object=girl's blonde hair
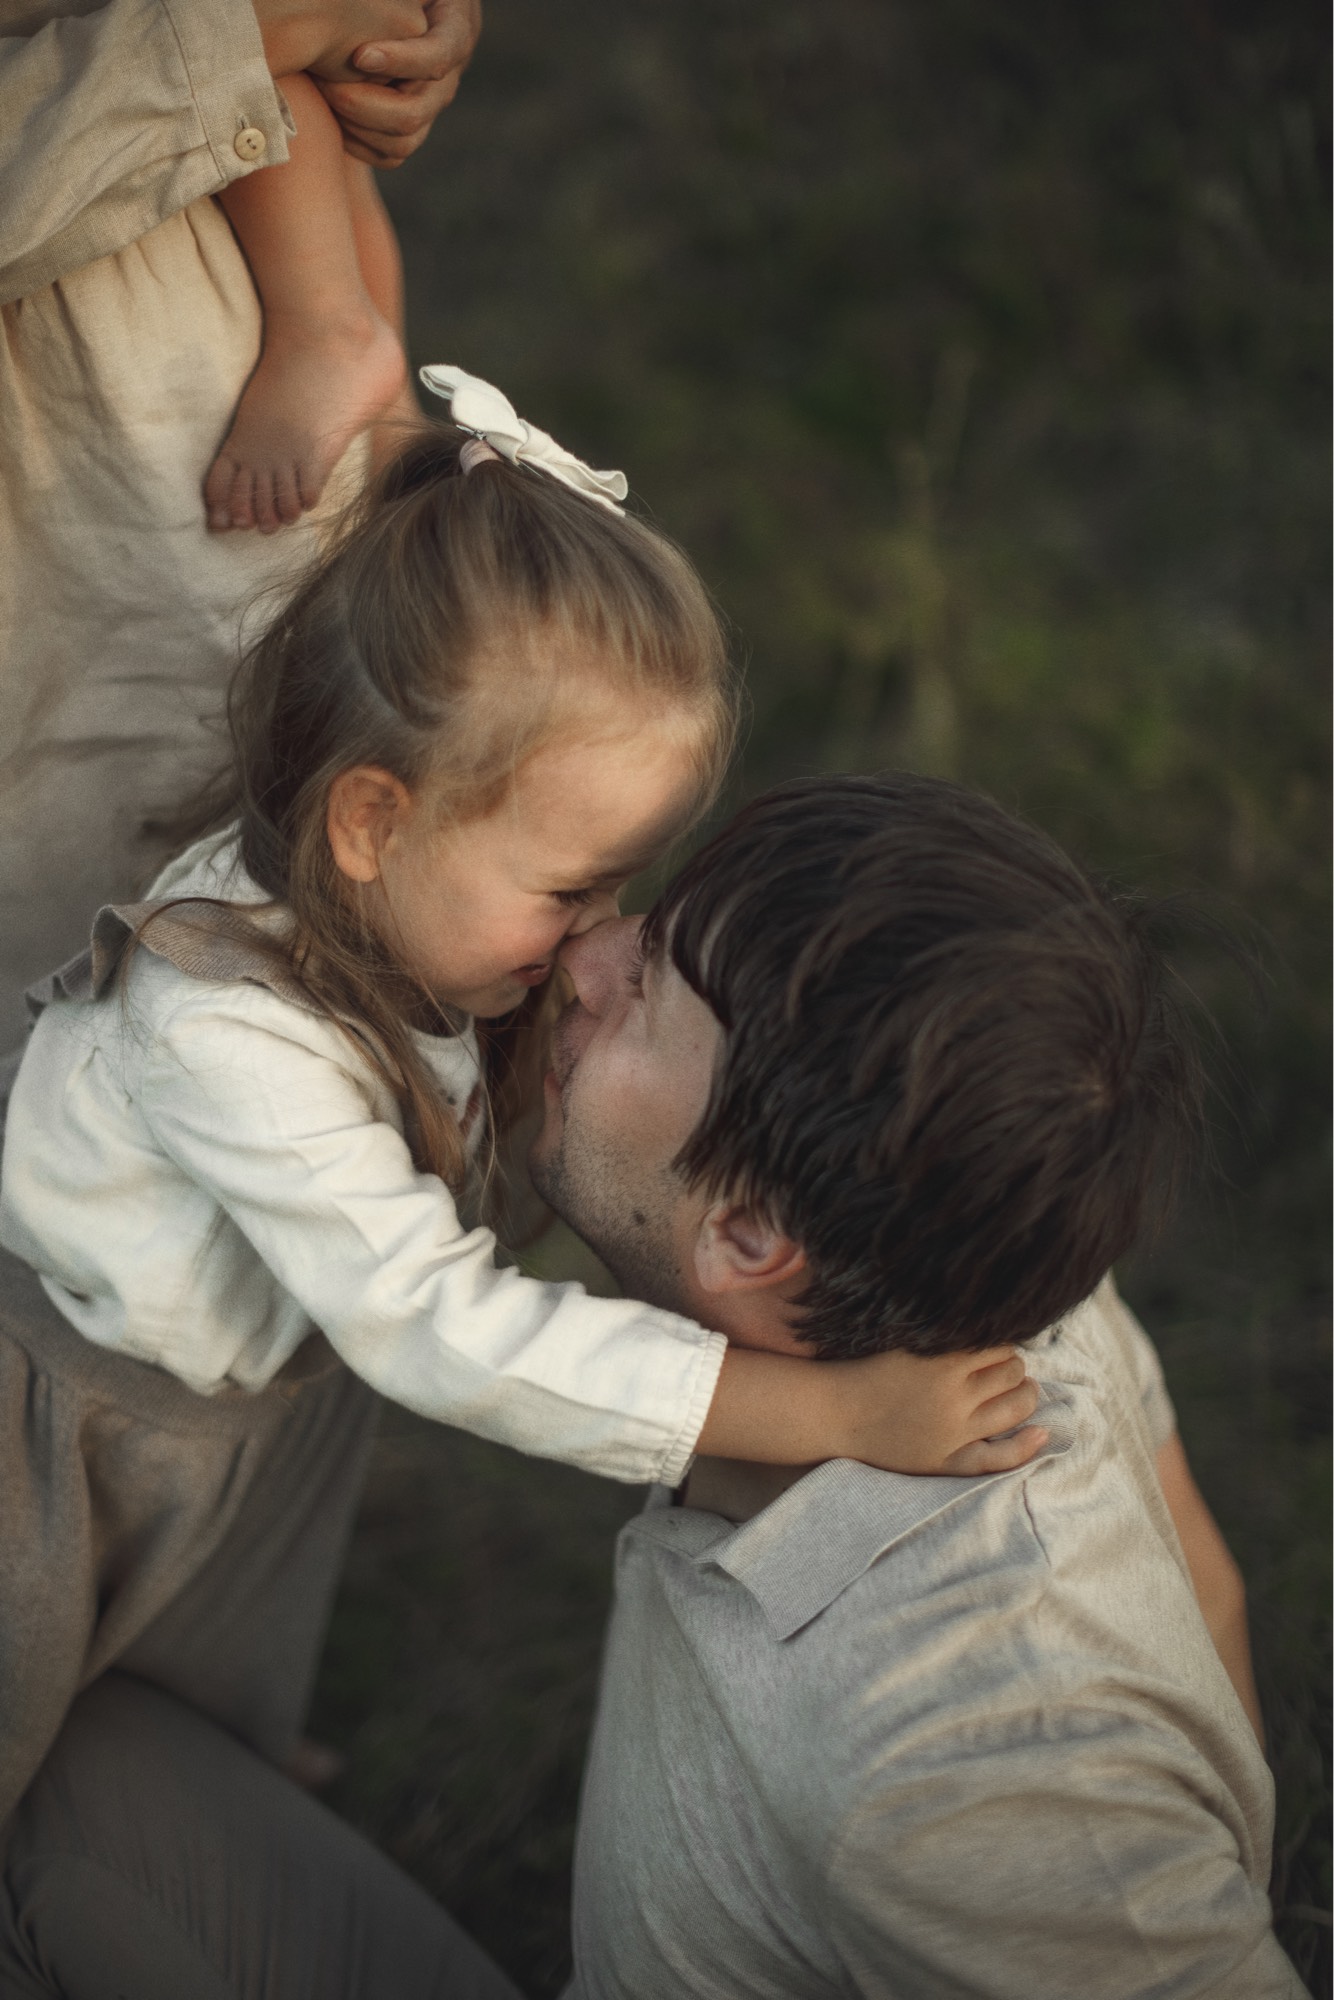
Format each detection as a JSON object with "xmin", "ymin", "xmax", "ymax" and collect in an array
[{"xmin": 172, "ymin": 425, "xmax": 737, "ymax": 1194}]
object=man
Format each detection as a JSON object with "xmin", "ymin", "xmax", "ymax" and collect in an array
[
  {"xmin": 530, "ymin": 773, "xmax": 1297, "ymax": 1998},
  {"xmin": 0, "ymin": 774, "xmax": 1298, "ymax": 1998}
]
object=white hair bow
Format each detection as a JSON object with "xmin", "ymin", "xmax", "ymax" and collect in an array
[{"xmin": 418, "ymin": 364, "xmax": 629, "ymax": 517}]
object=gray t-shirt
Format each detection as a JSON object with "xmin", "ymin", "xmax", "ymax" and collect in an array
[{"xmin": 567, "ymin": 1282, "xmax": 1301, "ymax": 1999}]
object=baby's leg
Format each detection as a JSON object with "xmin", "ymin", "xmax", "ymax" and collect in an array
[
  {"xmin": 343, "ymin": 159, "xmax": 428, "ymax": 473},
  {"xmin": 208, "ymin": 73, "xmax": 406, "ymax": 533}
]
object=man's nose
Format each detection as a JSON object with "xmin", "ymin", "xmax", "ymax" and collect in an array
[
  {"xmin": 563, "ymin": 887, "xmax": 621, "ymax": 937},
  {"xmin": 557, "ymin": 915, "xmax": 643, "ymax": 1015}
]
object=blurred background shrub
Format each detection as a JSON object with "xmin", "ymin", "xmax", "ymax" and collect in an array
[{"xmin": 313, "ymin": 2, "xmax": 1331, "ymax": 1992}]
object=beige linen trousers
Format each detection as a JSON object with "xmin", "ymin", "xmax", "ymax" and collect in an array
[{"xmin": 0, "ymin": 899, "xmax": 395, "ymax": 1825}]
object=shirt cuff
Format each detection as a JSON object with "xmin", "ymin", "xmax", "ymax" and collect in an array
[
  {"xmin": 161, "ymin": 0, "xmax": 290, "ymax": 185},
  {"xmin": 656, "ymin": 1328, "xmax": 728, "ymax": 1489}
]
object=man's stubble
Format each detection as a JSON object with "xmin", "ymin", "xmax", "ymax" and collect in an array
[{"xmin": 530, "ymin": 1110, "xmax": 694, "ymax": 1322}]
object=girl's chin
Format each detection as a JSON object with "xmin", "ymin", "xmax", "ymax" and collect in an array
[
  {"xmin": 422, "ymin": 961, "xmax": 552, "ymax": 1019},
  {"xmin": 467, "ymin": 975, "xmax": 546, "ymax": 1020}
]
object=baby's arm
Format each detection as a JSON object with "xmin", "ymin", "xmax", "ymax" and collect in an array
[
  {"xmin": 343, "ymin": 157, "xmax": 427, "ymax": 468},
  {"xmin": 209, "ymin": 71, "xmax": 406, "ymax": 533}
]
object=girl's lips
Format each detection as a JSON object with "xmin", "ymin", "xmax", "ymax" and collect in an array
[{"xmin": 513, "ymin": 963, "xmax": 552, "ymax": 988}]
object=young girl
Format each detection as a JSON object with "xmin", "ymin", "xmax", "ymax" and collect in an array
[
  {"xmin": 205, "ymin": 69, "xmax": 417, "ymax": 536},
  {"xmin": 0, "ymin": 373, "xmax": 1040, "ymax": 1820}
]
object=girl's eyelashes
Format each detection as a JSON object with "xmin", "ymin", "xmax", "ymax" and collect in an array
[
  {"xmin": 552, "ymin": 886, "xmax": 596, "ymax": 908},
  {"xmin": 625, "ymin": 935, "xmax": 648, "ymax": 992}
]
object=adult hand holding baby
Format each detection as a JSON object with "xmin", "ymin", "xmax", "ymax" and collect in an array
[
  {"xmin": 331, "ymin": 0, "xmax": 481, "ymax": 167},
  {"xmin": 249, "ymin": 0, "xmax": 481, "ymax": 163},
  {"xmin": 250, "ymin": 0, "xmax": 420, "ymax": 79}
]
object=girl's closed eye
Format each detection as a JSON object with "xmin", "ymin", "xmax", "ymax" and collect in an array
[{"xmin": 552, "ymin": 886, "xmax": 598, "ymax": 909}]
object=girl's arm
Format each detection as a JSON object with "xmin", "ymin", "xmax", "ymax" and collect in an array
[
  {"xmin": 699, "ymin": 1343, "xmax": 1043, "ymax": 1477},
  {"xmin": 135, "ymin": 985, "xmax": 1038, "ymax": 1484}
]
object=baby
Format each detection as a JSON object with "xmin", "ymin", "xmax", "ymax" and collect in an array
[{"xmin": 205, "ymin": 66, "xmax": 423, "ymax": 534}]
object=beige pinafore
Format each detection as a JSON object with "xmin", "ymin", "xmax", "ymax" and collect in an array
[{"xmin": 0, "ymin": 900, "xmax": 385, "ymax": 1825}]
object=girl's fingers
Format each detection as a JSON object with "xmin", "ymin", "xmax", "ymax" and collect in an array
[
  {"xmin": 970, "ymin": 1378, "xmax": 1040, "ymax": 1439},
  {"xmin": 944, "ymin": 1425, "xmax": 1049, "ymax": 1478},
  {"xmin": 965, "ymin": 1349, "xmax": 1026, "ymax": 1393}
]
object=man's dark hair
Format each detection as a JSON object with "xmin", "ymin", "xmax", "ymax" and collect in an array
[{"xmin": 640, "ymin": 773, "xmax": 1203, "ymax": 1358}]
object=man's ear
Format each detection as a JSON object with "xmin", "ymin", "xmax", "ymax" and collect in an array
[
  {"xmin": 692, "ymin": 1201, "xmax": 807, "ymax": 1298},
  {"xmin": 327, "ymin": 767, "xmax": 412, "ymax": 885}
]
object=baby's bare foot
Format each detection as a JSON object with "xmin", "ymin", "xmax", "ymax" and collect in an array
[
  {"xmin": 205, "ymin": 308, "xmax": 405, "ymax": 534},
  {"xmin": 368, "ymin": 379, "xmax": 429, "ymax": 479}
]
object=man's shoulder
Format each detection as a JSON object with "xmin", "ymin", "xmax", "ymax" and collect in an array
[
  {"xmin": 619, "ymin": 1357, "xmax": 1222, "ymax": 1796},
  {"xmin": 588, "ymin": 1348, "xmax": 1286, "ymax": 2000}
]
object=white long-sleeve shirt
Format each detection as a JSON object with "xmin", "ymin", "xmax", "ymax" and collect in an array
[{"xmin": 0, "ymin": 832, "xmax": 726, "ymax": 1485}]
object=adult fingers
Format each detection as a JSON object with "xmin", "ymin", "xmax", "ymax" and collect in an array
[
  {"xmin": 328, "ymin": 125, "xmax": 424, "ymax": 168},
  {"xmin": 322, "ymin": 75, "xmax": 454, "ymax": 137},
  {"xmin": 352, "ymin": 0, "xmax": 480, "ymax": 83},
  {"xmin": 318, "ymin": 77, "xmax": 456, "ymax": 163}
]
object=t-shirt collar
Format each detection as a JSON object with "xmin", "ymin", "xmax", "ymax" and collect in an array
[{"xmin": 634, "ymin": 1378, "xmax": 1076, "ymax": 1640}]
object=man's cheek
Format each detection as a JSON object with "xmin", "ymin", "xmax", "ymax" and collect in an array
[
  {"xmin": 568, "ymin": 1056, "xmax": 644, "ymax": 1153},
  {"xmin": 549, "ymin": 1005, "xmax": 593, "ymax": 1084},
  {"xmin": 528, "ymin": 1086, "xmax": 561, "ymax": 1172}
]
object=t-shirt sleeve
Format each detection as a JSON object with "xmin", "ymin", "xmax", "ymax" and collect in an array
[
  {"xmin": 0, "ymin": 0, "xmax": 290, "ymax": 303},
  {"xmin": 1092, "ymin": 1271, "xmax": 1178, "ymax": 1452},
  {"xmin": 828, "ymin": 1710, "xmax": 1303, "ymax": 2000},
  {"xmin": 138, "ymin": 986, "xmax": 725, "ymax": 1486}
]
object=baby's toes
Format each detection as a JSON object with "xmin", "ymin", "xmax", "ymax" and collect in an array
[
  {"xmin": 252, "ymin": 470, "xmax": 281, "ymax": 535},
  {"xmin": 272, "ymin": 464, "xmax": 303, "ymax": 526},
  {"xmin": 296, "ymin": 453, "xmax": 327, "ymax": 514},
  {"xmin": 228, "ymin": 466, "xmax": 257, "ymax": 533},
  {"xmin": 204, "ymin": 454, "xmax": 238, "ymax": 532}
]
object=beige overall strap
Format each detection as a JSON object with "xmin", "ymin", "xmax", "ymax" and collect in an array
[
  {"xmin": 22, "ymin": 897, "xmax": 486, "ymax": 1184},
  {"xmin": 25, "ymin": 899, "xmax": 318, "ymax": 1021}
]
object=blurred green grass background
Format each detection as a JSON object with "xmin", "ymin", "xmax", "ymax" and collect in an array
[{"xmin": 311, "ymin": 3, "xmax": 1331, "ymax": 1992}]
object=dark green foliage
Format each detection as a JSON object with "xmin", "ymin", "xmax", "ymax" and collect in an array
[{"xmin": 314, "ymin": 2, "xmax": 1330, "ymax": 1991}]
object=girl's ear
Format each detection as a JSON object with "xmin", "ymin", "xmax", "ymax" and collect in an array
[
  {"xmin": 327, "ymin": 767, "xmax": 412, "ymax": 884},
  {"xmin": 693, "ymin": 1201, "xmax": 807, "ymax": 1298}
]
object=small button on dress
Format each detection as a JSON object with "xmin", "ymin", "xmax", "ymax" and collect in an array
[{"xmin": 233, "ymin": 127, "xmax": 268, "ymax": 162}]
